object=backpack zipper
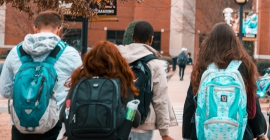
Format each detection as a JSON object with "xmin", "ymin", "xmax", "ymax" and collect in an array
[
  {"xmin": 72, "ymin": 114, "xmax": 76, "ymax": 123},
  {"xmin": 35, "ymin": 76, "xmax": 45, "ymax": 106},
  {"xmin": 205, "ymin": 120, "xmax": 239, "ymax": 127},
  {"xmin": 214, "ymin": 87, "xmax": 235, "ymax": 93}
]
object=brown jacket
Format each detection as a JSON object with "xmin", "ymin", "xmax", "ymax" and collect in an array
[{"xmin": 117, "ymin": 43, "xmax": 178, "ymax": 136}]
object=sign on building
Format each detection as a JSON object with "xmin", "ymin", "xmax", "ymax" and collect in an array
[{"xmin": 59, "ymin": 0, "xmax": 118, "ymax": 22}]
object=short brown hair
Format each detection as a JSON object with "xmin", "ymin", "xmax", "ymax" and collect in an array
[{"xmin": 34, "ymin": 11, "xmax": 61, "ymax": 30}]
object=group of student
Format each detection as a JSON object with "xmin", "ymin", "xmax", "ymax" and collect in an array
[
  {"xmin": 0, "ymin": 11, "xmax": 177, "ymax": 140},
  {"xmin": 0, "ymin": 10, "xmax": 268, "ymax": 140}
]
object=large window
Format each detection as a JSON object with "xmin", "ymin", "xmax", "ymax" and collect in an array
[
  {"xmin": 152, "ymin": 32, "xmax": 161, "ymax": 51},
  {"xmin": 62, "ymin": 28, "xmax": 82, "ymax": 51},
  {"xmin": 107, "ymin": 30, "xmax": 125, "ymax": 45}
]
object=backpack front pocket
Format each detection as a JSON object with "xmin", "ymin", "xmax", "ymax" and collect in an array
[
  {"xmin": 204, "ymin": 117, "xmax": 239, "ymax": 140},
  {"xmin": 71, "ymin": 103, "xmax": 114, "ymax": 137}
]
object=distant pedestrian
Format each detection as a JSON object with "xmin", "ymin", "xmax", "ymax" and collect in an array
[
  {"xmin": 182, "ymin": 23, "xmax": 266, "ymax": 140},
  {"xmin": 118, "ymin": 21, "xmax": 178, "ymax": 140},
  {"xmin": 172, "ymin": 55, "xmax": 177, "ymax": 71},
  {"xmin": 187, "ymin": 52, "xmax": 193, "ymax": 65},
  {"xmin": 0, "ymin": 11, "xmax": 82, "ymax": 140},
  {"xmin": 177, "ymin": 47, "xmax": 188, "ymax": 81}
]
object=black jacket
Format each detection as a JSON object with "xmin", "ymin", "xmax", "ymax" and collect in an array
[{"xmin": 182, "ymin": 63, "xmax": 267, "ymax": 140}]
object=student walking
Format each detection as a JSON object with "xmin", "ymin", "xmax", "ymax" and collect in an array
[
  {"xmin": 182, "ymin": 23, "xmax": 266, "ymax": 140},
  {"xmin": 177, "ymin": 48, "xmax": 188, "ymax": 81},
  {"xmin": 0, "ymin": 11, "xmax": 82, "ymax": 140},
  {"xmin": 118, "ymin": 21, "xmax": 178, "ymax": 140},
  {"xmin": 60, "ymin": 41, "xmax": 141, "ymax": 140}
]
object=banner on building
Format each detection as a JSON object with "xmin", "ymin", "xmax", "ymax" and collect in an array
[{"xmin": 224, "ymin": 9, "xmax": 258, "ymax": 39}]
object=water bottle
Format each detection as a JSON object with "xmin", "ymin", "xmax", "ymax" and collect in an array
[
  {"xmin": 126, "ymin": 99, "xmax": 140, "ymax": 121},
  {"xmin": 118, "ymin": 99, "xmax": 140, "ymax": 140}
]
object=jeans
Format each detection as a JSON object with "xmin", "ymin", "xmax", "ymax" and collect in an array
[
  {"xmin": 12, "ymin": 121, "xmax": 62, "ymax": 140},
  {"xmin": 129, "ymin": 130, "xmax": 154, "ymax": 140},
  {"xmin": 178, "ymin": 64, "xmax": 186, "ymax": 79}
]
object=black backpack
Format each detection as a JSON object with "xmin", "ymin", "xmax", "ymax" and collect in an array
[
  {"xmin": 64, "ymin": 77, "xmax": 127, "ymax": 140},
  {"xmin": 130, "ymin": 54, "xmax": 156, "ymax": 124},
  {"xmin": 177, "ymin": 53, "xmax": 187, "ymax": 65}
]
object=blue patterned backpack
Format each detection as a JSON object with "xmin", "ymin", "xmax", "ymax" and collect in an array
[{"xmin": 195, "ymin": 60, "xmax": 247, "ymax": 140}]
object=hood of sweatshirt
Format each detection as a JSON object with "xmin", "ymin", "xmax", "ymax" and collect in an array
[
  {"xmin": 117, "ymin": 43, "xmax": 162, "ymax": 63},
  {"xmin": 22, "ymin": 32, "xmax": 60, "ymax": 57}
]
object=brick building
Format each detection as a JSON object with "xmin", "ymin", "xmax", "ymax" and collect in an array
[
  {"xmin": 194, "ymin": 0, "xmax": 270, "ymax": 61},
  {"xmin": 0, "ymin": 1, "xmax": 172, "ymax": 56},
  {"xmin": 255, "ymin": 0, "xmax": 270, "ymax": 59}
]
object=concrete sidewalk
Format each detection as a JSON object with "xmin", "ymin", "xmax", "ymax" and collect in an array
[{"xmin": 153, "ymin": 65, "xmax": 193, "ymax": 140}]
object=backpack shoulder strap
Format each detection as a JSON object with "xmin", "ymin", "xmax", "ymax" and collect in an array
[
  {"xmin": 16, "ymin": 42, "xmax": 33, "ymax": 63},
  {"xmin": 207, "ymin": 62, "xmax": 218, "ymax": 71},
  {"xmin": 226, "ymin": 60, "xmax": 242, "ymax": 71},
  {"xmin": 140, "ymin": 54, "xmax": 156, "ymax": 63},
  {"xmin": 45, "ymin": 40, "xmax": 68, "ymax": 65}
]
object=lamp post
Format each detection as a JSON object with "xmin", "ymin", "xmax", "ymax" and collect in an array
[{"xmin": 234, "ymin": 0, "xmax": 249, "ymax": 41}]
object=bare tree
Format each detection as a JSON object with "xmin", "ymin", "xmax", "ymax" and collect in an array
[
  {"xmin": 0, "ymin": 4, "xmax": 78, "ymax": 41},
  {"xmin": 173, "ymin": 0, "xmax": 254, "ymax": 35}
]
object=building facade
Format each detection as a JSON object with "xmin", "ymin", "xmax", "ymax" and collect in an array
[
  {"xmin": 255, "ymin": 0, "xmax": 270, "ymax": 59},
  {"xmin": 194, "ymin": 0, "xmax": 270, "ymax": 61},
  {"xmin": 170, "ymin": 0, "xmax": 195, "ymax": 58},
  {"xmin": 0, "ymin": 1, "xmax": 172, "ymax": 56}
]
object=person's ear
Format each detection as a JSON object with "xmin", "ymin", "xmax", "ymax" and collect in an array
[
  {"xmin": 149, "ymin": 36, "xmax": 154, "ymax": 45},
  {"xmin": 33, "ymin": 26, "xmax": 38, "ymax": 34},
  {"xmin": 132, "ymin": 34, "xmax": 136, "ymax": 42},
  {"xmin": 55, "ymin": 27, "xmax": 62, "ymax": 36}
]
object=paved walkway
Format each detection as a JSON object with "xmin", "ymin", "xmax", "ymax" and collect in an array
[{"xmin": 153, "ymin": 65, "xmax": 193, "ymax": 140}]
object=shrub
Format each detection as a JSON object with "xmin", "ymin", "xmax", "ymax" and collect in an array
[
  {"xmin": 159, "ymin": 56, "xmax": 172, "ymax": 65},
  {"xmin": 257, "ymin": 60, "xmax": 270, "ymax": 76},
  {"xmin": 123, "ymin": 20, "xmax": 141, "ymax": 45}
]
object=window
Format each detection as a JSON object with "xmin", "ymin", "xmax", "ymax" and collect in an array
[
  {"xmin": 152, "ymin": 32, "xmax": 161, "ymax": 51},
  {"xmin": 62, "ymin": 28, "xmax": 82, "ymax": 51},
  {"xmin": 107, "ymin": 30, "xmax": 125, "ymax": 45}
]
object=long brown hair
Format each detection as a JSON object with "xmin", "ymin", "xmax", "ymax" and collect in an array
[
  {"xmin": 65, "ymin": 41, "xmax": 138, "ymax": 98},
  {"xmin": 191, "ymin": 23, "xmax": 258, "ymax": 95}
]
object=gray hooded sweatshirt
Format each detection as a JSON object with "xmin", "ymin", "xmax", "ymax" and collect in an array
[
  {"xmin": 0, "ymin": 32, "xmax": 82, "ymax": 109},
  {"xmin": 117, "ymin": 43, "xmax": 178, "ymax": 136}
]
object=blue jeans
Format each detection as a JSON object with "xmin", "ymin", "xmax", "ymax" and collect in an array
[
  {"xmin": 178, "ymin": 64, "xmax": 186, "ymax": 79},
  {"xmin": 129, "ymin": 130, "xmax": 154, "ymax": 140}
]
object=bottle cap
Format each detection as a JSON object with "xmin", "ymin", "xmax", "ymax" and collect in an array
[{"xmin": 127, "ymin": 99, "xmax": 140, "ymax": 110}]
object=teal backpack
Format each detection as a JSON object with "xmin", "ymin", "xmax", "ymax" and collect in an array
[
  {"xmin": 9, "ymin": 41, "xmax": 67, "ymax": 134},
  {"xmin": 195, "ymin": 60, "xmax": 247, "ymax": 140}
]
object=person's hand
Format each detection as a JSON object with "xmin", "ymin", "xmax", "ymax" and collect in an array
[
  {"xmin": 162, "ymin": 135, "xmax": 174, "ymax": 140},
  {"xmin": 257, "ymin": 135, "xmax": 266, "ymax": 140}
]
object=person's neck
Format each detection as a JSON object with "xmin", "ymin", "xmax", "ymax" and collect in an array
[
  {"xmin": 37, "ymin": 29, "xmax": 57, "ymax": 35},
  {"xmin": 134, "ymin": 42, "xmax": 151, "ymax": 46}
]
